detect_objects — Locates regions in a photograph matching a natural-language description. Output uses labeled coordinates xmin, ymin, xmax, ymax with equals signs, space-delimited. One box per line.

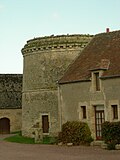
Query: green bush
xmin=58 ymin=121 xmax=93 ymax=145
xmin=102 ymin=121 xmax=120 ymax=149
xmin=107 ymin=141 xmax=116 ymax=150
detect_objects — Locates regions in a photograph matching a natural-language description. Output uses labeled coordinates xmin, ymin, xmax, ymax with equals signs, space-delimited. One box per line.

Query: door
xmin=0 ymin=118 xmax=10 ymax=134
xmin=95 ymin=110 xmax=104 ymax=140
xmin=42 ymin=115 xmax=49 ymax=133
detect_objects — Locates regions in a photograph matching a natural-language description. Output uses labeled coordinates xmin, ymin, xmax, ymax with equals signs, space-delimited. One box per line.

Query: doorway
xmin=0 ymin=118 xmax=10 ymax=134
xmin=95 ymin=106 xmax=105 ymax=140
xmin=42 ymin=115 xmax=49 ymax=133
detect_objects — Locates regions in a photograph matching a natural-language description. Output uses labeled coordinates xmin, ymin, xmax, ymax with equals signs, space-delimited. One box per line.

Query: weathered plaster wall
xmin=21 ymin=34 xmax=93 ymax=137
xmin=59 ymin=78 xmax=120 ymax=139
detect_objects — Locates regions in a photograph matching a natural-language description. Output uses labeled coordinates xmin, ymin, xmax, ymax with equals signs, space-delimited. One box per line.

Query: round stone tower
xmin=21 ymin=34 xmax=93 ymax=138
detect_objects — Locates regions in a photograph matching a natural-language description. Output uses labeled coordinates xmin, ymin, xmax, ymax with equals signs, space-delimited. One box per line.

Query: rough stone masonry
xmin=21 ymin=34 xmax=93 ymax=138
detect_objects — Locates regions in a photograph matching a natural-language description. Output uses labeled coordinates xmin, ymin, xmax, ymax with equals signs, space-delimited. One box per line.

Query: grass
xmin=4 ymin=135 xmax=35 ymax=144
xmin=42 ymin=136 xmax=58 ymax=144
xmin=4 ymin=134 xmax=58 ymax=144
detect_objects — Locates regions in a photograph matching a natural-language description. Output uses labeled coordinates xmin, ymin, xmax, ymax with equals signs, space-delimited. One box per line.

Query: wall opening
xmin=0 ymin=117 xmax=10 ymax=134
xmin=42 ymin=115 xmax=49 ymax=133
xmin=94 ymin=106 xmax=104 ymax=140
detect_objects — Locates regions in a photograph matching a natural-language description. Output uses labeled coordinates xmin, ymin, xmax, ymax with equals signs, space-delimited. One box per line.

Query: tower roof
xmin=21 ymin=34 xmax=93 ymax=55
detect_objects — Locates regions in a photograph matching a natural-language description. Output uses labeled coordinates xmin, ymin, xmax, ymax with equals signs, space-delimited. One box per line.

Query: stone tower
xmin=21 ymin=34 xmax=93 ymax=137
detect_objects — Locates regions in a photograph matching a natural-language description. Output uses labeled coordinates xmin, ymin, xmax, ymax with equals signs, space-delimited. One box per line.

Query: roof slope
xmin=59 ymin=30 xmax=120 ymax=84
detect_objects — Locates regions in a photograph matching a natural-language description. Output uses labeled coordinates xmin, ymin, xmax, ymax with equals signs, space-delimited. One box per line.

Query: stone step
xmin=91 ymin=141 xmax=103 ymax=146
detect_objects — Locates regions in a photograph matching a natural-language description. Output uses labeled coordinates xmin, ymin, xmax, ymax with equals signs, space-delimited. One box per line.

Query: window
xmin=81 ymin=106 xmax=86 ymax=119
xmin=95 ymin=72 xmax=100 ymax=91
xmin=112 ymin=105 xmax=118 ymax=119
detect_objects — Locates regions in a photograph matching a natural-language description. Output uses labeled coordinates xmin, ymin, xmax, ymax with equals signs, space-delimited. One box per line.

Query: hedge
xmin=102 ymin=121 xmax=120 ymax=149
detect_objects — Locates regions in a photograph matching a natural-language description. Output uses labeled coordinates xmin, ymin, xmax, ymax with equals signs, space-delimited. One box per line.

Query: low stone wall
xmin=0 ymin=108 xmax=22 ymax=132
xmin=0 ymin=74 xmax=22 ymax=109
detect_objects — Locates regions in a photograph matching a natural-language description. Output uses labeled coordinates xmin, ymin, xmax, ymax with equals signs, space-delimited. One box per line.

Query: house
xmin=0 ymin=74 xmax=22 ymax=134
xmin=58 ymin=30 xmax=120 ymax=140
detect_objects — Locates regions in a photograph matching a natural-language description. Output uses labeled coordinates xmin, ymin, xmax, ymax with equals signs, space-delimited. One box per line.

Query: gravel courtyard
xmin=0 ymin=135 xmax=120 ymax=160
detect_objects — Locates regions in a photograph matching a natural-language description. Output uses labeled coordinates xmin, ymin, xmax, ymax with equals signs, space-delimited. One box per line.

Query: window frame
xmin=112 ymin=105 xmax=118 ymax=119
xmin=81 ymin=106 xmax=87 ymax=119
xmin=91 ymin=70 xmax=104 ymax=92
xmin=94 ymin=72 xmax=100 ymax=91
xmin=40 ymin=113 xmax=50 ymax=135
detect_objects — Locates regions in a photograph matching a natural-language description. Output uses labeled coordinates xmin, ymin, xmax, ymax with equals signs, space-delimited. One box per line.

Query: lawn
xmin=4 ymin=134 xmax=35 ymax=144
xmin=4 ymin=134 xmax=57 ymax=144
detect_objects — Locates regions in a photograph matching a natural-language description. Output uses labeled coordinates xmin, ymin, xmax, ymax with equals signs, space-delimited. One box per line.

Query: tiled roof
xmin=59 ymin=30 xmax=120 ymax=84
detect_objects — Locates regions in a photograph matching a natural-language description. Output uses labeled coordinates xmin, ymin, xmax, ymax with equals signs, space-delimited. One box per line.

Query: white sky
xmin=0 ymin=0 xmax=120 ymax=73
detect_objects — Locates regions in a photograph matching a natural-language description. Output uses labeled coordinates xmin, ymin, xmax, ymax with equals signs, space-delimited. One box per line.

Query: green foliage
xmin=5 ymin=134 xmax=58 ymax=145
xmin=102 ymin=121 xmax=120 ymax=150
xmin=4 ymin=135 xmax=35 ymax=144
xmin=107 ymin=141 xmax=116 ymax=150
xmin=42 ymin=136 xmax=58 ymax=144
xmin=59 ymin=121 xmax=93 ymax=145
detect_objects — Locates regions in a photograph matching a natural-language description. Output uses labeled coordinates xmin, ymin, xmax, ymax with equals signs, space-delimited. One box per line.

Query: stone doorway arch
xmin=0 ymin=117 xmax=10 ymax=134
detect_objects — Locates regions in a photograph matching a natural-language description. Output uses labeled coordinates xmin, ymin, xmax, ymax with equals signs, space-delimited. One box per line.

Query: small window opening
xmin=112 ymin=105 xmax=118 ymax=119
xmin=81 ymin=106 xmax=86 ymax=119
xmin=95 ymin=72 xmax=100 ymax=91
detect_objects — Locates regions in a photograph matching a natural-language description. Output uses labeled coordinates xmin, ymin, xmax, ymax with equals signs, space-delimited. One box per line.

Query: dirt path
xmin=0 ymin=135 xmax=120 ymax=160
xmin=0 ymin=134 xmax=15 ymax=140
xmin=0 ymin=141 xmax=120 ymax=160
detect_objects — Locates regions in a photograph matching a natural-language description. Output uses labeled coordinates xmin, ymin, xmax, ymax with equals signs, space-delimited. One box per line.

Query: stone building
xmin=0 ymin=74 xmax=22 ymax=134
xmin=21 ymin=34 xmax=93 ymax=137
xmin=59 ymin=30 xmax=120 ymax=140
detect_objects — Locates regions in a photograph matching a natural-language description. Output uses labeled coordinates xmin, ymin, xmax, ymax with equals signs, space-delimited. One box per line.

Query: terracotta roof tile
xmin=59 ymin=30 xmax=120 ymax=84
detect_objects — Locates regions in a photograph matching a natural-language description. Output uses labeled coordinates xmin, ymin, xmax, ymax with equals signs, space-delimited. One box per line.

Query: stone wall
xmin=21 ymin=34 xmax=93 ymax=137
xmin=0 ymin=74 xmax=22 ymax=133
xmin=0 ymin=109 xmax=22 ymax=132
xmin=0 ymin=74 xmax=22 ymax=109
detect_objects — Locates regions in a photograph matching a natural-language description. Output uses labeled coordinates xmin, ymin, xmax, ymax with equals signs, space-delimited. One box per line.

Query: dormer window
xmin=90 ymin=59 xmax=110 ymax=92
xmin=91 ymin=71 xmax=102 ymax=92
xmin=95 ymin=72 xmax=100 ymax=91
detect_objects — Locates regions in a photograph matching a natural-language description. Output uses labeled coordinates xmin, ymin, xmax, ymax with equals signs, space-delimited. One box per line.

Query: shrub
xmin=58 ymin=121 xmax=93 ymax=145
xmin=107 ymin=141 xmax=116 ymax=150
xmin=102 ymin=121 xmax=120 ymax=149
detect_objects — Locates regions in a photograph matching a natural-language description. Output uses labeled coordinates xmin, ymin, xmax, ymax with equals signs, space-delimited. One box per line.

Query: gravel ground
xmin=0 ymin=135 xmax=120 ymax=160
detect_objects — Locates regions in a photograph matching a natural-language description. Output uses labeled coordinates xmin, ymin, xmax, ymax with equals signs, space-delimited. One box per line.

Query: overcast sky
xmin=0 ymin=0 xmax=120 ymax=73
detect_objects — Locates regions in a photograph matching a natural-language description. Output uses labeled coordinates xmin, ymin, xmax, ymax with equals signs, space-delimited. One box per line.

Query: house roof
xmin=59 ymin=30 xmax=120 ymax=84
